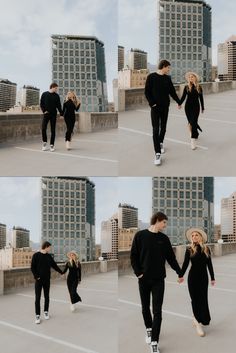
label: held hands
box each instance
[177,105,182,110]
[211,280,216,286]
[178,277,184,284]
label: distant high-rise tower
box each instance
[218,36,236,81]
[127,49,148,70]
[12,227,30,248]
[0,223,7,249]
[101,216,118,260]
[118,46,125,71]
[118,203,138,229]
[17,85,40,107]
[221,192,236,242]
[51,35,108,112]
[152,177,214,245]
[41,177,95,262]
[159,0,212,83]
[0,79,17,112]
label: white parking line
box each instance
[74,139,118,145]
[119,127,208,150]
[0,320,100,353]
[15,147,118,163]
[16,293,117,312]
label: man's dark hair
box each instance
[41,241,52,250]
[150,212,168,225]
[158,60,171,70]
[50,83,58,89]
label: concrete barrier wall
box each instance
[119,81,236,111]
[119,242,236,275]
[1,260,118,294]
[0,112,118,143]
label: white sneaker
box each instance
[154,153,161,166]
[44,312,50,320]
[145,328,152,344]
[70,304,76,312]
[50,145,55,152]
[35,315,41,324]
[42,142,48,151]
[191,138,196,150]
[150,341,160,353]
[195,322,205,337]
[66,141,71,150]
[160,143,165,154]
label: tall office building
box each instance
[159,0,212,83]
[51,34,108,112]
[118,228,138,251]
[17,85,40,107]
[127,49,148,70]
[41,177,95,262]
[118,203,138,229]
[0,79,17,112]
[101,216,118,260]
[118,45,125,71]
[218,36,236,81]
[221,192,236,242]
[118,69,149,89]
[0,223,7,249]
[152,177,214,245]
[12,227,30,248]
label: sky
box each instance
[119,0,236,66]
[0,177,235,245]
[0,0,117,101]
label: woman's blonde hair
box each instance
[65,91,80,107]
[189,231,210,257]
[68,252,80,268]
[186,73,201,93]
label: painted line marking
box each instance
[0,320,100,353]
[73,139,117,145]
[53,285,116,294]
[15,147,118,163]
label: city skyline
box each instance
[119,0,236,69]
[0,0,117,102]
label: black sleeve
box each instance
[76,103,81,112]
[169,77,181,104]
[130,232,143,277]
[199,87,204,111]
[62,262,69,274]
[40,93,46,113]
[207,249,215,281]
[31,254,39,280]
[57,95,63,115]
[179,86,187,105]
[144,74,156,107]
[165,237,182,276]
[181,248,190,277]
[50,256,63,274]
[62,102,66,116]
[78,263,82,281]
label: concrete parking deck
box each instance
[119,90,236,176]
[0,130,118,176]
[0,271,117,353]
[119,253,236,353]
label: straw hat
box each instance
[185,71,200,82]
[67,250,79,259]
[185,228,207,243]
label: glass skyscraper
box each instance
[152,177,214,245]
[51,35,108,112]
[159,0,212,83]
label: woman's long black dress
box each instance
[181,245,215,325]
[62,260,82,304]
[62,100,80,142]
[179,85,204,139]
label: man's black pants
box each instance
[42,113,57,145]
[151,105,169,154]
[35,278,50,316]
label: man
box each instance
[40,83,63,152]
[145,60,181,166]
[130,212,184,353]
[31,241,63,324]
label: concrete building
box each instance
[0,247,34,269]
[212,65,218,81]
[118,227,138,251]
[0,79,17,112]
[152,177,214,245]
[214,224,221,242]
[51,34,108,112]
[118,69,149,89]
[221,192,236,242]
[159,0,212,83]
[41,177,95,262]
[0,223,7,249]
[118,203,138,229]
[12,227,30,248]
[95,244,101,260]
[17,85,40,107]
[101,216,118,260]
[218,36,236,81]
[127,48,148,70]
[118,45,125,71]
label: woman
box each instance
[180,228,215,337]
[62,91,81,150]
[179,72,204,150]
[62,250,82,312]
